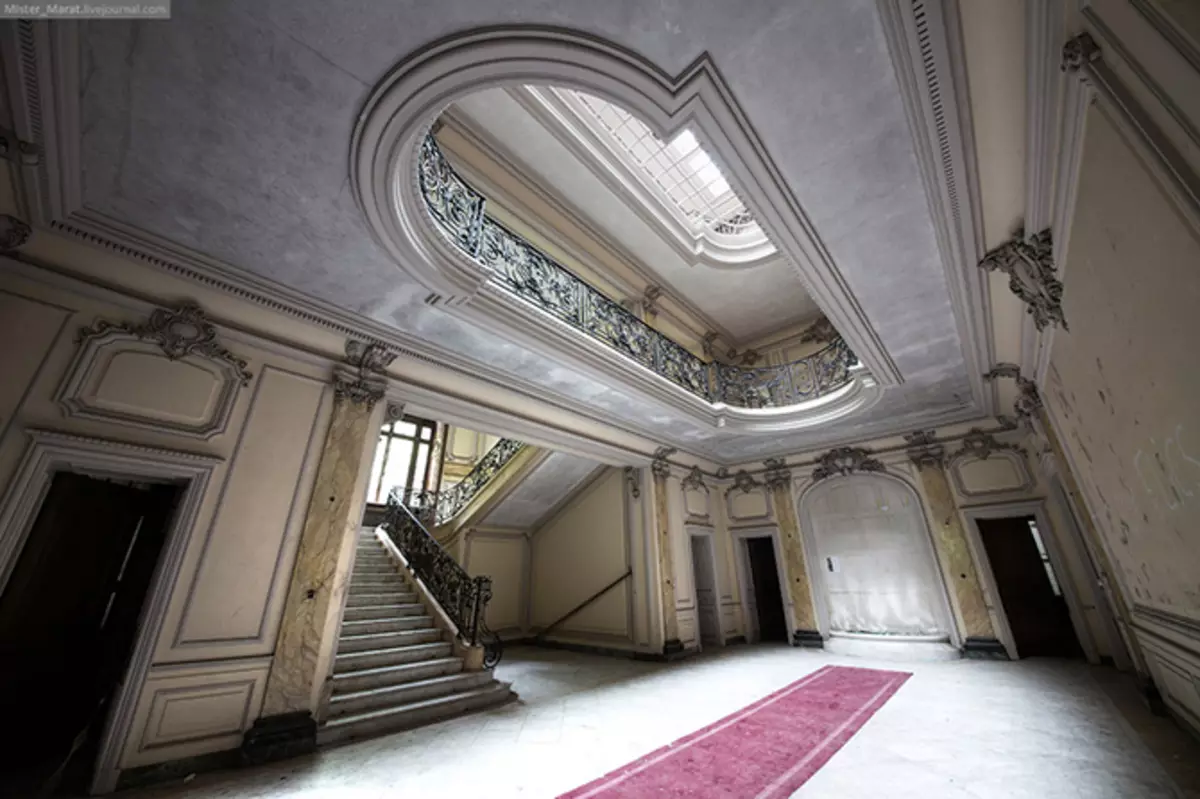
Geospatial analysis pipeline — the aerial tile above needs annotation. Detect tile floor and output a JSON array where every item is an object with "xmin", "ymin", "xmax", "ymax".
[{"xmin": 120, "ymin": 644, "xmax": 1200, "ymax": 798}]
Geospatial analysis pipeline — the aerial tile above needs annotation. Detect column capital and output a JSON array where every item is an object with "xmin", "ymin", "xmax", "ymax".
[
  {"xmin": 763, "ymin": 457, "xmax": 791, "ymax": 489},
  {"xmin": 904, "ymin": 429, "xmax": 946, "ymax": 471},
  {"xmin": 623, "ymin": 466, "xmax": 642, "ymax": 499},
  {"xmin": 333, "ymin": 339, "xmax": 397, "ymax": 408},
  {"xmin": 1062, "ymin": 32, "xmax": 1101, "ymax": 73},
  {"xmin": 650, "ymin": 445, "xmax": 676, "ymax": 479}
]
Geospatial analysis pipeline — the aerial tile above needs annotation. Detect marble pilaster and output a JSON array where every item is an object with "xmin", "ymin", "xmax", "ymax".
[
  {"xmin": 764, "ymin": 460, "xmax": 822, "ymax": 646},
  {"xmin": 651, "ymin": 447, "xmax": 683, "ymax": 655},
  {"xmin": 245, "ymin": 341, "xmax": 392, "ymax": 762},
  {"xmin": 905, "ymin": 433, "xmax": 999, "ymax": 652}
]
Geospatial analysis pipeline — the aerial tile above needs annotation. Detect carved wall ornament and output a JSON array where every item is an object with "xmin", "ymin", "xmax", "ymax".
[
  {"xmin": 333, "ymin": 339, "xmax": 396, "ymax": 408},
  {"xmin": 624, "ymin": 466, "xmax": 642, "ymax": 499},
  {"xmin": 983, "ymin": 362, "xmax": 1044, "ymax": 424},
  {"xmin": 651, "ymin": 446, "xmax": 677, "ymax": 479},
  {"xmin": 715, "ymin": 466, "xmax": 730, "ymax": 479},
  {"xmin": 799, "ymin": 316, "xmax": 838, "ymax": 346},
  {"xmin": 1061, "ymin": 32, "xmax": 1101, "ymax": 73},
  {"xmin": 763, "ymin": 457, "xmax": 791, "ymax": 489},
  {"xmin": 77, "ymin": 301, "xmax": 253, "ymax": 385},
  {"xmin": 384, "ymin": 401, "xmax": 406, "ymax": 423},
  {"xmin": 949, "ymin": 428, "xmax": 1025, "ymax": 462},
  {"xmin": 904, "ymin": 429, "xmax": 946, "ymax": 471},
  {"xmin": 978, "ymin": 228, "xmax": 1066, "ymax": 331},
  {"xmin": 0, "ymin": 213, "xmax": 32, "ymax": 252},
  {"xmin": 811, "ymin": 446, "xmax": 886, "ymax": 482},
  {"xmin": 701, "ymin": 331, "xmax": 719, "ymax": 359},
  {"xmin": 642, "ymin": 285, "xmax": 663, "ymax": 319},
  {"xmin": 681, "ymin": 465, "xmax": 707, "ymax": 491},
  {"xmin": 732, "ymin": 470, "xmax": 761, "ymax": 494}
]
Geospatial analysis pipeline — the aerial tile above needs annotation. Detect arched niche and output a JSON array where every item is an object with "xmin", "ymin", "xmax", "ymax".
[{"xmin": 798, "ymin": 472, "xmax": 959, "ymax": 659}]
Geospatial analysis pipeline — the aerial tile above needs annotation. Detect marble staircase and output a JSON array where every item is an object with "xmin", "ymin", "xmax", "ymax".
[{"xmin": 318, "ymin": 531, "xmax": 514, "ymax": 745}]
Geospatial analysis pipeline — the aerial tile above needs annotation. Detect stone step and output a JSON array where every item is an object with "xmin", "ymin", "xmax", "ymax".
[
  {"xmin": 327, "ymin": 671, "xmax": 495, "ymax": 719},
  {"xmin": 349, "ymin": 577, "xmax": 408, "ymax": 592},
  {"xmin": 345, "ymin": 591, "xmax": 418, "ymax": 608},
  {"xmin": 318, "ymin": 683, "xmax": 515, "ymax": 746},
  {"xmin": 340, "ymin": 615, "xmax": 435, "ymax": 635},
  {"xmin": 337, "ymin": 627, "xmax": 443, "ymax": 654},
  {"xmin": 352, "ymin": 563, "xmax": 398, "ymax": 574},
  {"xmin": 342, "ymin": 603, "xmax": 425, "ymax": 622},
  {"xmin": 329, "ymin": 657, "xmax": 464, "ymax": 693},
  {"xmin": 334, "ymin": 641, "xmax": 452, "ymax": 673}
]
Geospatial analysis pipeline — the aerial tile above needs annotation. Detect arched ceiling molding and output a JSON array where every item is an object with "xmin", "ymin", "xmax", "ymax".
[{"xmin": 350, "ymin": 26, "xmax": 902, "ymax": 390}]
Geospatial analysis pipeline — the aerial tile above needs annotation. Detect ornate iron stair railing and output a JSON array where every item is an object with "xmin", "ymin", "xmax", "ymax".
[
  {"xmin": 419, "ymin": 134, "xmax": 861, "ymax": 408},
  {"xmin": 382, "ymin": 491, "xmax": 502, "ymax": 668}
]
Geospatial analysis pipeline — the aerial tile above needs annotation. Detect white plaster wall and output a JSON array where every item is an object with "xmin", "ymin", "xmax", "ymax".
[
  {"xmin": 1046, "ymin": 100, "xmax": 1200, "ymax": 712},
  {"xmin": 463, "ymin": 531, "xmax": 528, "ymax": 635},
  {"xmin": 529, "ymin": 468, "xmax": 632, "ymax": 642},
  {"xmin": 0, "ymin": 261, "xmax": 336, "ymax": 772}
]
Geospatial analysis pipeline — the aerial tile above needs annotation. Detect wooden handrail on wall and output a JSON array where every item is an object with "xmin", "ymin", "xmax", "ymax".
[{"xmin": 537, "ymin": 568, "xmax": 633, "ymax": 640}]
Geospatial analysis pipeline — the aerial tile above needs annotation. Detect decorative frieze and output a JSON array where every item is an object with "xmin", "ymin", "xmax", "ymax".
[
  {"xmin": 978, "ymin": 228, "xmax": 1067, "ymax": 331},
  {"xmin": 949, "ymin": 428, "xmax": 1025, "ymax": 461},
  {"xmin": 681, "ymin": 465, "xmax": 707, "ymax": 491},
  {"xmin": 78, "ymin": 301, "xmax": 253, "ymax": 385},
  {"xmin": 0, "ymin": 213, "xmax": 31, "ymax": 252},
  {"xmin": 333, "ymin": 340, "xmax": 396, "ymax": 408},
  {"xmin": 811, "ymin": 446, "xmax": 885, "ymax": 482},
  {"xmin": 731, "ymin": 470, "xmax": 761, "ymax": 494},
  {"xmin": 650, "ymin": 446, "xmax": 676, "ymax": 479},
  {"xmin": 904, "ymin": 430, "xmax": 946, "ymax": 471}
]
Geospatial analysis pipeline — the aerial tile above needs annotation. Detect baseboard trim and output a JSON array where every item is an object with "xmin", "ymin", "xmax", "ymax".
[
  {"xmin": 962, "ymin": 636, "xmax": 1009, "ymax": 659},
  {"xmin": 791, "ymin": 629, "xmax": 824, "ymax": 649},
  {"xmin": 240, "ymin": 711, "xmax": 317, "ymax": 765}
]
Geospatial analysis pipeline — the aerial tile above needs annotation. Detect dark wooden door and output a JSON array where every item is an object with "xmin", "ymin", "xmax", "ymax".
[
  {"xmin": 977, "ymin": 516, "xmax": 1082, "ymax": 659},
  {"xmin": 747, "ymin": 537, "xmax": 787, "ymax": 642},
  {"xmin": 0, "ymin": 472, "xmax": 177, "ymax": 794}
]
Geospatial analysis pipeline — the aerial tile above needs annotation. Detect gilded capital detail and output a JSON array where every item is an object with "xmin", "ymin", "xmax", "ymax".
[
  {"xmin": 650, "ymin": 446, "xmax": 676, "ymax": 479},
  {"xmin": 978, "ymin": 228, "xmax": 1066, "ymax": 331},
  {"xmin": 333, "ymin": 339, "xmax": 396, "ymax": 408},
  {"xmin": 763, "ymin": 457, "xmax": 791, "ymax": 489},
  {"xmin": 811, "ymin": 446, "xmax": 885, "ymax": 482},
  {"xmin": 904, "ymin": 430, "xmax": 945, "ymax": 471}
]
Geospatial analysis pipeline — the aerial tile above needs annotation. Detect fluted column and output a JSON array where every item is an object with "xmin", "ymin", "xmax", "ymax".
[
  {"xmin": 245, "ymin": 341, "xmax": 394, "ymax": 761},
  {"xmin": 904, "ymin": 432, "xmax": 1002, "ymax": 656},
  {"xmin": 763, "ymin": 459, "xmax": 822, "ymax": 647},
  {"xmin": 651, "ymin": 447, "xmax": 683, "ymax": 656}
]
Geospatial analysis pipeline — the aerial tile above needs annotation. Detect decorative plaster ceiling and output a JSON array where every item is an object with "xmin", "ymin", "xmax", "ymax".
[
  {"xmin": 446, "ymin": 86, "xmax": 818, "ymax": 345},
  {"xmin": 12, "ymin": 0, "xmax": 990, "ymax": 462}
]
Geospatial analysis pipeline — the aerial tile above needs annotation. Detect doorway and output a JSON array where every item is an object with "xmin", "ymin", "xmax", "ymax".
[
  {"xmin": 0, "ymin": 472, "xmax": 180, "ymax": 796},
  {"xmin": 976, "ymin": 515, "xmax": 1083, "ymax": 659},
  {"xmin": 744, "ymin": 536, "xmax": 787, "ymax": 643},
  {"xmin": 689, "ymin": 534, "xmax": 721, "ymax": 649}
]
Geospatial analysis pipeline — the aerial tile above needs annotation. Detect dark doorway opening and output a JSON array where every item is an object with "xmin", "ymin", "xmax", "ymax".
[
  {"xmin": 977, "ymin": 515, "xmax": 1082, "ymax": 659},
  {"xmin": 745, "ymin": 537, "xmax": 788, "ymax": 643},
  {"xmin": 0, "ymin": 472, "xmax": 180, "ymax": 797}
]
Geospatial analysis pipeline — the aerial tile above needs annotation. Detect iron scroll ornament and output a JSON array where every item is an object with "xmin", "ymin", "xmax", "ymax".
[
  {"xmin": 418, "ymin": 135, "xmax": 861, "ymax": 409},
  {"xmin": 382, "ymin": 492, "xmax": 502, "ymax": 669}
]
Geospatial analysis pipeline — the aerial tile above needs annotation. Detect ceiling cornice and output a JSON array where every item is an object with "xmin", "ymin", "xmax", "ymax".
[{"xmin": 875, "ymin": 0, "xmax": 995, "ymax": 417}]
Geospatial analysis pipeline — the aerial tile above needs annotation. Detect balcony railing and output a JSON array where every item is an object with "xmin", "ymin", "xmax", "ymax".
[{"xmin": 418, "ymin": 135, "xmax": 861, "ymax": 409}]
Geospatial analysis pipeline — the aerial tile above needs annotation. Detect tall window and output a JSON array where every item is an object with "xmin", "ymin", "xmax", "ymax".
[{"xmin": 367, "ymin": 416, "xmax": 437, "ymax": 504}]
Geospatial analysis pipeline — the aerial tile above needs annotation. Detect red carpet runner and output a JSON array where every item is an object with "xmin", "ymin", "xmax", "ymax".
[{"xmin": 559, "ymin": 665, "xmax": 910, "ymax": 798}]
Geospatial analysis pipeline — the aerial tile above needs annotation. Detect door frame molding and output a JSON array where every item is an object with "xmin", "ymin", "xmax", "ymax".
[
  {"xmin": 0, "ymin": 428, "xmax": 222, "ymax": 794},
  {"xmin": 730, "ymin": 527, "xmax": 791, "ymax": 644},
  {"xmin": 685, "ymin": 526, "xmax": 724, "ymax": 650},
  {"xmin": 960, "ymin": 500, "xmax": 1100, "ymax": 663}
]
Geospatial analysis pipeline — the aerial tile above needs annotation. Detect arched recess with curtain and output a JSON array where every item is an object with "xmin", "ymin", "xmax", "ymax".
[{"xmin": 798, "ymin": 473, "xmax": 958, "ymax": 652}]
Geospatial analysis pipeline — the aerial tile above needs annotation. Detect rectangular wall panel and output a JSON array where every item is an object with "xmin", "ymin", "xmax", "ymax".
[{"xmin": 170, "ymin": 367, "xmax": 327, "ymax": 657}]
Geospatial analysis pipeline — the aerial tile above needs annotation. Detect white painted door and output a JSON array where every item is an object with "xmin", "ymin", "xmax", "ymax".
[{"xmin": 691, "ymin": 536, "xmax": 721, "ymax": 646}]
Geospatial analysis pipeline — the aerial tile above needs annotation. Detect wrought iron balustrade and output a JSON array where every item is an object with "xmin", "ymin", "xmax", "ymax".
[
  {"xmin": 382, "ymin": 492, "xmax": 501, "ymax": 668},
  {"xmin": 419, "ymin": 134, "xmax": 861, "ymax": 409}
]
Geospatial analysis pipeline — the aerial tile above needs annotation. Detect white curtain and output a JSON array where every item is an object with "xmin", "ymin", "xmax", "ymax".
[{"xmin": 806, "ymin": 477, "xmax": 948, "ymax": 636}]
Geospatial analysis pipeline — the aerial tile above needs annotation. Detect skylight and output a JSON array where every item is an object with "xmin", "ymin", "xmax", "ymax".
[{"xmin": 569, "ymin": 91, "xmax": 759, "ymax": 238}]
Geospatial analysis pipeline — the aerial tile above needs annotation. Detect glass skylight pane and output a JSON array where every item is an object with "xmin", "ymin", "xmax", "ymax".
[{"xmin": 568, "ymin": 90, "xmax": 758, "ymax": 238}]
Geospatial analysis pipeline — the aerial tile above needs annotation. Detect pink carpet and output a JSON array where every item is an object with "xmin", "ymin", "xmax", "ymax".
[{"xmin": 558, "ymin": 664, "xmax": 910, "ymax": 799}]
